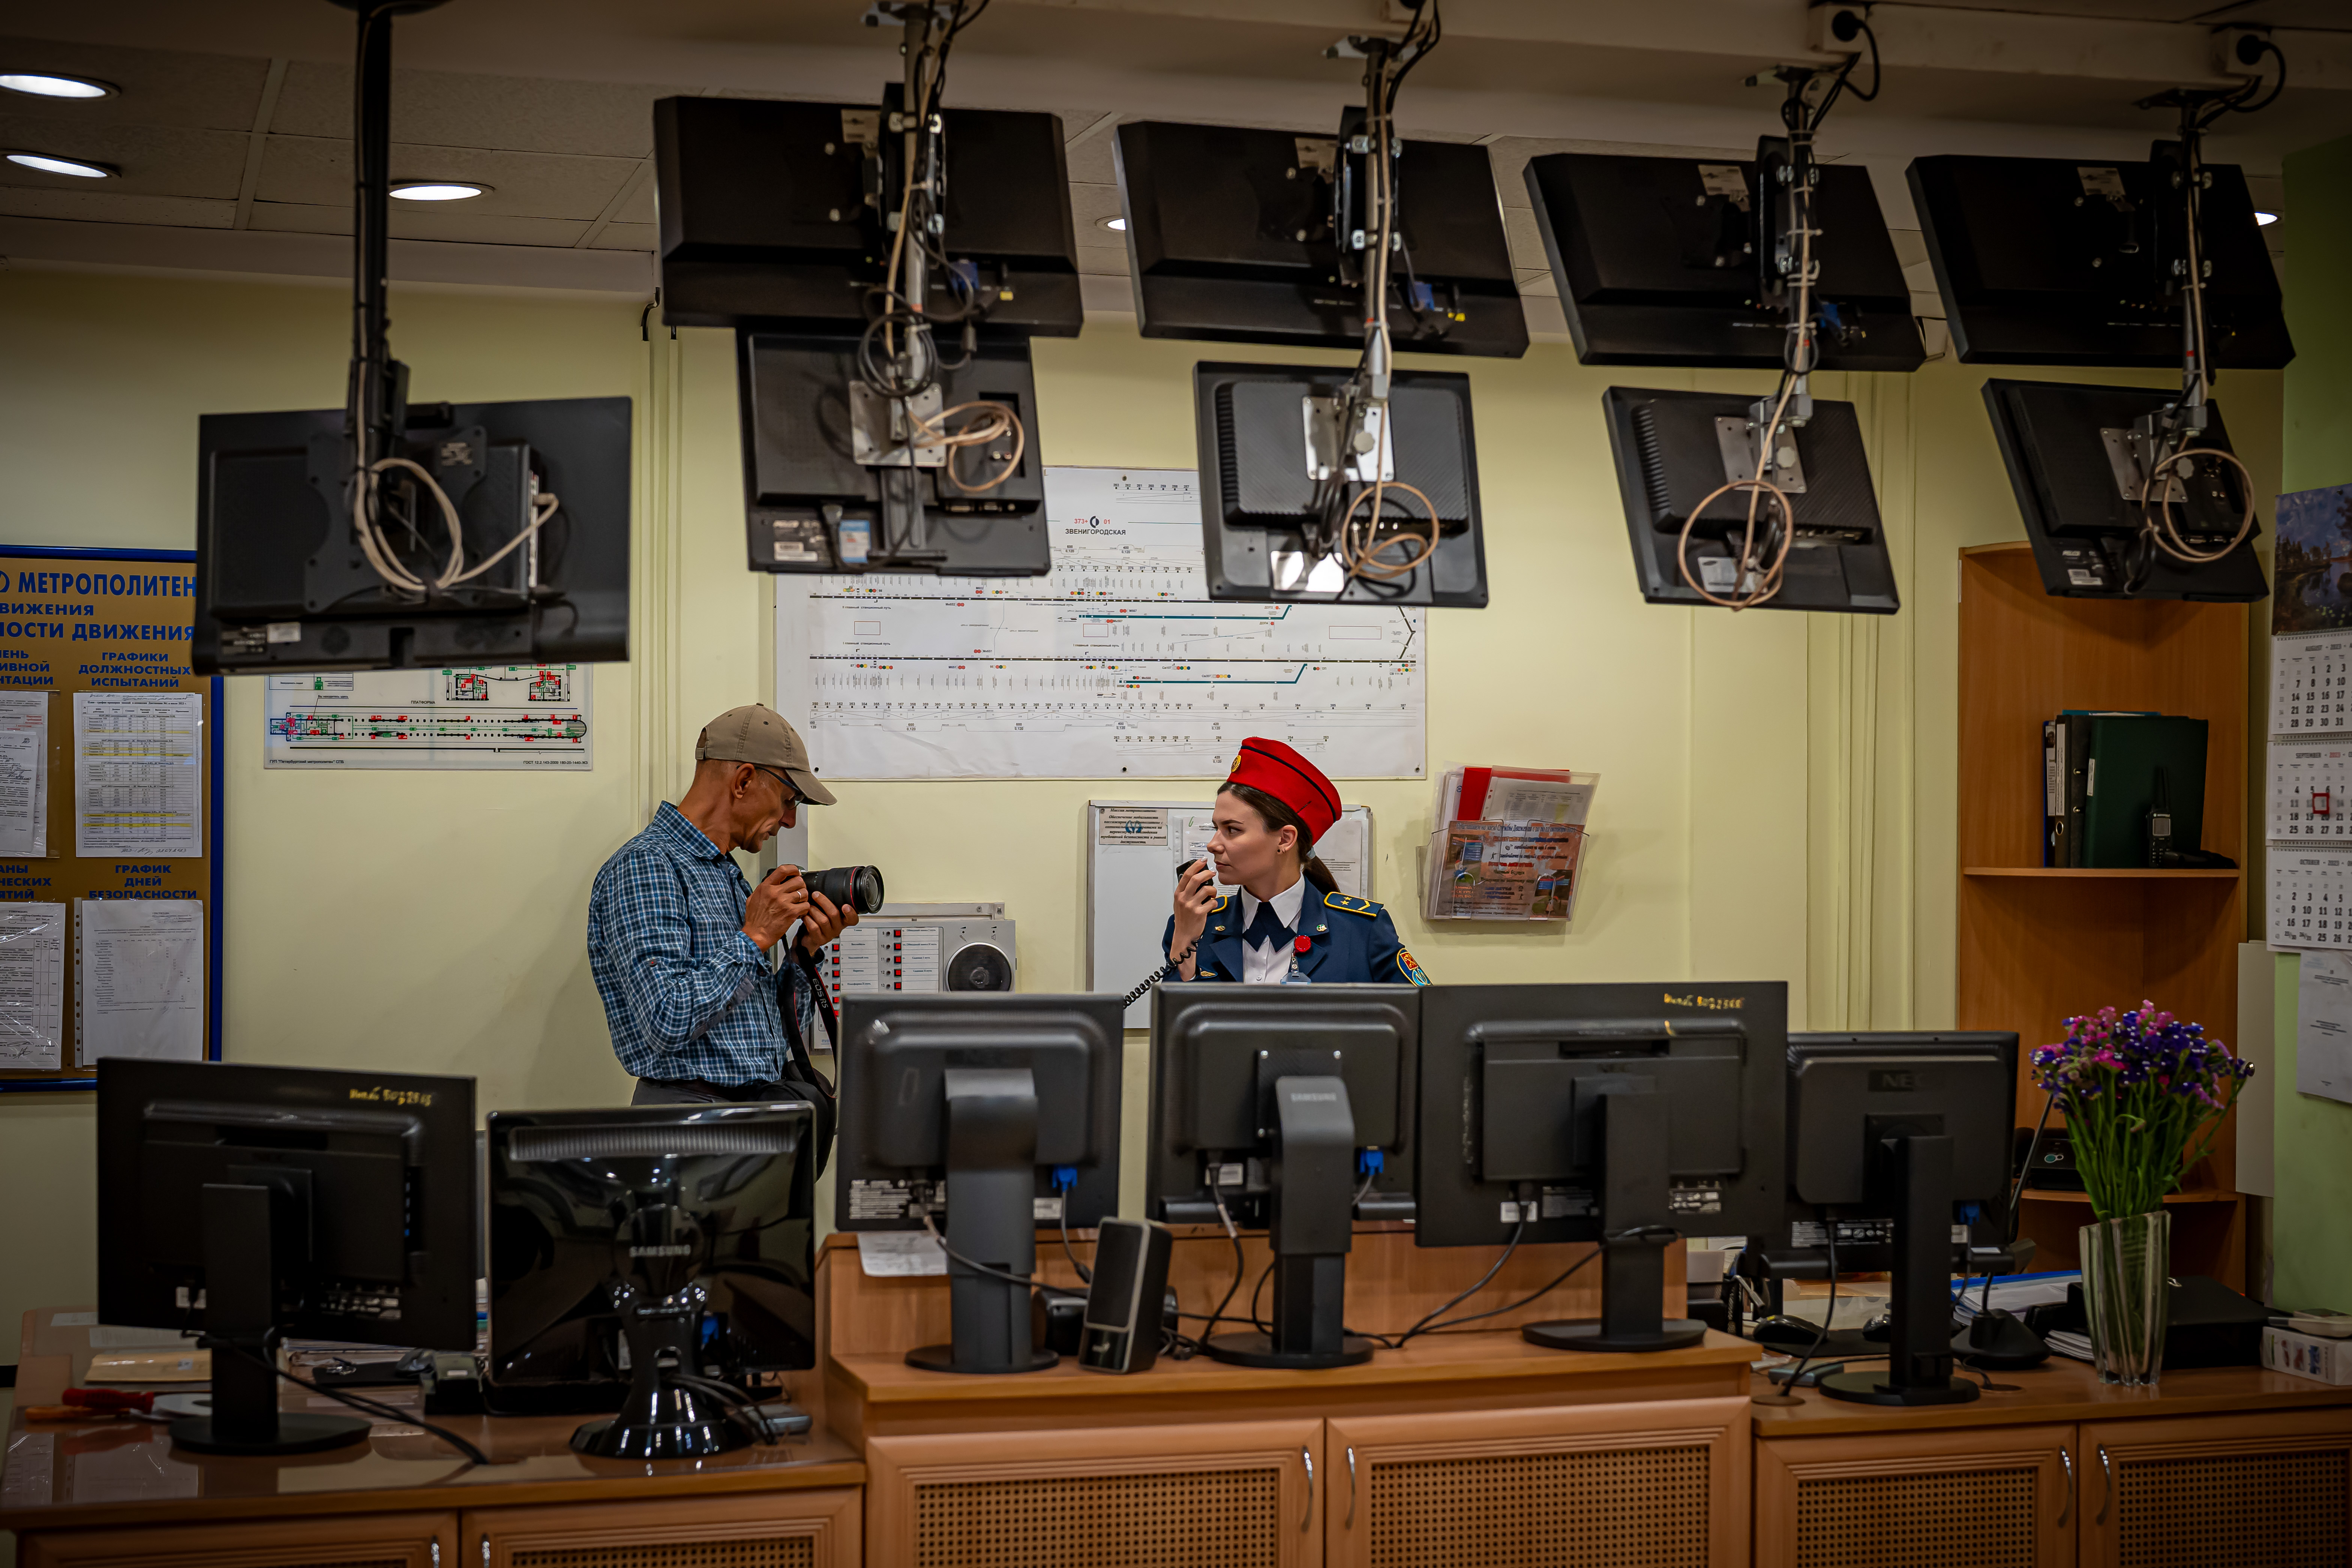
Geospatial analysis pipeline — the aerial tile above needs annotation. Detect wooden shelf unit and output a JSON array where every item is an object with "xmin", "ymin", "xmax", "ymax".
[{"xmin": 1955, "ymin": 543, "xmax": 2249, "ymax": 1290}]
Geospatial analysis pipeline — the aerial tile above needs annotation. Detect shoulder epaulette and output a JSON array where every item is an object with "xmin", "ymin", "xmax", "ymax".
[
  {"xmin": 1210, "ymin": 894, "xmax": 1232, "ymax": 914},
  {"xmin": 1323, "ymin": 891, "xmax": 1382, "ymax": 917}
]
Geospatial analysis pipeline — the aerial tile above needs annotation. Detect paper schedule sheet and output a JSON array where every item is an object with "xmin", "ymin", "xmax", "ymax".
[
  {"xmin": 0, "ymin": 693, "xmax": 50, "ymax": 857},
  {"xmin": 0, "ymin": 902, "xmax": 66, "ymax": 1070},
  {"xmin": 74, "ymin": 692, "xmax": 202, "ymax": 858},
  {"xmin": 76, "ymin": 899, "xmax": 204, "ymax": 1065}
]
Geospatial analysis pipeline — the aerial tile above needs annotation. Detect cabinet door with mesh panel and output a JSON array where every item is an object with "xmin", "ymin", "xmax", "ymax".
[
  {"xmin": 865, "ymin": 1417, "xmax": 1324, "ymax": 1568},
  {"xmin": 1323, "ymin": 1397, "xmax": 1749, "ymax": 1568},
  {"xmin": 2078, "ymin": 1408, "xmax": 2352, "ymax": 1568},
  {"xmin": 465, "ymin": 1489, "xmax": 862, "ymax": 1568},
  {"xmin": 20, "ymin": 1511, "xmax": 458, "ymax": 1568},
  {"xmin": 1755, "ymin": 1423, "xmax": 2076, "ymax": 1568}
]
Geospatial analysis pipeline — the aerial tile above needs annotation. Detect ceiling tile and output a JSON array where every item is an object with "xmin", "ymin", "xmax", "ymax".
[
  {"xmin": 250, "ymin": 200, "xmax": 594, "ymax": 249},
  {"xmin": 0, "ymin": 114, "xmax": 247, "ymax": 197},
  {"xmin": 590, "ymin": 220, "xmax": 655, "ymax": 251},
  {"xmin": 256, "ymin": 135, "xmax": 641, "ymax": 221},
  {"xmin": 0, "ymin": 35, "xmax": 268, "ymax": 132},
  {"xmin": 270, "ymin": 62, "xmax": 684, "ymax": 159},
  {"xmin": 1888, "ymin": 228, "xmax": 1929, "ymax": 268},
  {"xmin": 0, "ymin": 187, "xmax": 233, "ymax": 227}
]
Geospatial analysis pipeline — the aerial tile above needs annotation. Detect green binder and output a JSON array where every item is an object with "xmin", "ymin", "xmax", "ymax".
[{"xmin": 2080, "ymin": 715, "xmax": 2208, "ymax": 868}]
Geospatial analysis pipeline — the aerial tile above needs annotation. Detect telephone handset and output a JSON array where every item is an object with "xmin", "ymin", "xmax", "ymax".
[{"xmin": 1123, "ymin": 858, "xmax": 1213, "ymax": 1007}]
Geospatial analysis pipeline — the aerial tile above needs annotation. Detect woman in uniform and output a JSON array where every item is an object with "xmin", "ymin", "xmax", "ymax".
[{"xmin": 1162, "ymin": 737, "xmax": 1429, "ymax": 987}]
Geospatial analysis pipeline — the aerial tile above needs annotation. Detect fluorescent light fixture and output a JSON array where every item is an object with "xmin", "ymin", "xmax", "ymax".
[
  {"xmin": 1100, "ymin": 215, "xmax": 1127, "ymax": 231},
  {"xmin": 2256, "ymin": 210, "xmax": 2279, "ymax": 227},
  {"xmin": 0, "ymin": 72, "xmax": 115, "ymax": 99},
  {"xmin": 6, "ymin": 151, "xmax": 114, "ymax": 178},
  {"xmin": 391, "ymin": 180, "xmax": 488, "ymax": 201}
]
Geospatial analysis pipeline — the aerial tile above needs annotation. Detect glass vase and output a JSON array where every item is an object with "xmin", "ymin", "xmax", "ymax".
[{"xmin": 2080, "ymin": 1210, "xmax": 2170, "ymax": 1386}]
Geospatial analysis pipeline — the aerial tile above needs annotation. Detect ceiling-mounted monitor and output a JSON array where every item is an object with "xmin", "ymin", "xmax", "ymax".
[
  {"xmin": 1524, "ymin": 152, "xmax": 1923, "ymax": 372},
  {"xmin": 1907, "ymin": 150, "xmax": 2289, "ymax": 368},
  {"xmin": 1113, "ymin": 120, "xmax": 1527, "ymax": 359}
]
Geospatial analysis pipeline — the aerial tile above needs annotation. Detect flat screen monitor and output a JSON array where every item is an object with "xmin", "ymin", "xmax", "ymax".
[
  {"xmin": 1113, "ymin": 120, "xmax": 1526, "ymax": 358},
  {"xmin": 1194, "ymin": 362, "xmax": 1488, "ymax": 607},
  {"xmin": 1524, "ymin": 152, "xmax": 1923, "ymax": 371},
  {"xmin": 1600, "ymin": 386, "xmax": 1899, "ymax": 614},
  {"xmin": 738, "ymin": 333, "xmax": 1049, "ymax": 576},
  {"xmin": 484, "ymin": 1101, "xmax": 818, "ymax": 1402},
  {"xmin": 194, "ymin": 396, "xmax": 630, "ymax": 674},
  {"xmin": 1982, "ymin": 378, "xmax": 2266, "ymax": 603},
  {"xmin": 1907, "ymin": 150, "xmax": 2289, "ymax": 368},
  {"xmin": 653, "ymin": 97, "xmax": 1082, "ymax": 338}
]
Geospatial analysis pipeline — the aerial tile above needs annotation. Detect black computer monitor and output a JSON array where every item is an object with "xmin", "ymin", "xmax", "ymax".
[
  {"xmin": 1415, "ymin": 983, "xmax": 1786, "ymax": 1353},
  {"xmin": 96, "ymin": 1058, "xmax": 477, "ymax": 1456},
  {"xmin": 1113, "ymin": 121, "xmax": 1526, "ymax": 359},
  {"xmin": 1600, "ymin": 387, "xmax": 1899, "ymax": 615},
  {"xmin": 833, "ymin": 993, "xmax": 1124, "ymax": 1375},
  {"xmin": 483, "ymin": 1100, "xmax": 817, "ymax": 1459},
  {"xmin": 1982, "ymin": 378, "xmax": 2266, "ymax": 603},
  {"xmin": 1193, "ymin": 362, "xmax": 1488, "ymax": 607},
  {"xmin": 1780, "ymin": 1030, "xmax": 2018, "ymax": 1408},
  {"xmin": 1907, "ymin": 150, "xmax": 2289, "ymax": 369},
  {"xmin": 1524, "ymin": 152, "xmax": 1922, "ymax": 371},
  {"xmin": 1146, "ymin": 984, "xmax": 1419, "ymax": 1370},
  {"xmin": 193, "ymin": 396, "xmax": 631, "ymax": 674}
]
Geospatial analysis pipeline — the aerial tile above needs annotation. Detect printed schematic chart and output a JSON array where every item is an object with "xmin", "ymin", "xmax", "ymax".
[
  {"xmin": 262, "ymin": 665, "xmax": 592, "ymax": 771},
  {"xmin": 775, "ymin": 468, "xmax": 1426, "ymax": 779}
]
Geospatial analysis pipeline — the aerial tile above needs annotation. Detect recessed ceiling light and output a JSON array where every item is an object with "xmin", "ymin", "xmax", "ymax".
[
  {"xmin": 6, "ymin": 151, "xmax": 114, "ymax": 178},
  {"xmin": 391, "ymin": 181, "xmax": 488, "ymax": 202},
  {"xmin": 2256, "ymin": 210, "xmax": 2279, "ymax": 227},
  {"xmin": 0, "ymin": 73, "xmax": 115, "ymax": 99},
  {"xmin": 1101, "ymin": 215, "xmax": 1127, "ymax": 231}
]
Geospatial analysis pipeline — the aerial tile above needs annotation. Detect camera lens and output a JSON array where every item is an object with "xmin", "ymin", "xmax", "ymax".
[{"xmin": 806, "ymin": 864, "xmax": 885, "ymax": 914}]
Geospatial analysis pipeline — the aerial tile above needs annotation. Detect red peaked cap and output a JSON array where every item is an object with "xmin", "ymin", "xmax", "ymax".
[{"xmin": 1224, "ymin": 737, "xmax": 1341, "ymax": 844}]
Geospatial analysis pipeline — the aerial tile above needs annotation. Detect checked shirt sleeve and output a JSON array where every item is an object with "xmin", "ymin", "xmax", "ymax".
[{"xmin": 596, "ymin": 852, "xmax": 770, "ymax": 1059}]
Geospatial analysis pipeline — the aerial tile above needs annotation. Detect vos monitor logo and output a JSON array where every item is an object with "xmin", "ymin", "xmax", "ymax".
[{"xmin": 1869, "ymin": 1069, "xmax": 1919, "ymax": 1093}]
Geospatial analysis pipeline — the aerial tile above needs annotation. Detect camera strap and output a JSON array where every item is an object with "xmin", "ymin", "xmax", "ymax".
[{"xmin": 774, "ymin": 951, "xmax": 837, "ymax": 1175}]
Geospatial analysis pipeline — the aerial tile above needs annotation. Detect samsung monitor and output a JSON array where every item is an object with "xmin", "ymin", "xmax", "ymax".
[
  {"xmin": 1600, "ymin": 386, "xmax": 1899, "ymax": 615},
  {"xmin": 1416, "ymin": 983, "xmax": 1785, "ymax": 1353},
  {"xmin": 1780, "ymin": 1030, "xmax": 2018, "ymax": 1407},
  {"xmin": 1982, "ymin": 378, "xmax": 2266, "ymax": 603},
  {"xmin": 97, "ymin": 1058, "xmax": 477, "ymax": 1455},
  {"xmin": 1146, "ymin": 983, "xmax": 1420, "ymax": 1369},
  {"xmin": 1113, "ymin": 120, "xmax": 1525, "ymax": 359},
  {"xmin": 1907, "ymin": 150, "xmax": 2288, "ymax": 369},
  {"xmin": 484, "ymin": 1100, "xmax": 817, "ymax": 1458},
  {"xmin": 193, "ymin": 396, "xmax": 631, "ymax": 674},
  {"xmin": 833, "ymin": 993, "xmax": 1125, "ymax": 1375},
  {"xmin": 1194, "ymin": 362, "xmax": 1487, "ymax": 607},
  {"xmin": 1524, "ymin": 152, "xmax": 1922, "ymax": 371}
]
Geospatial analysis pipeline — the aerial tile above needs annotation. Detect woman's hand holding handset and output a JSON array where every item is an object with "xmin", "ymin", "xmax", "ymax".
[{"xmin": 1170, "ymin": 857, "xmax": 1218, "ymax": 979}]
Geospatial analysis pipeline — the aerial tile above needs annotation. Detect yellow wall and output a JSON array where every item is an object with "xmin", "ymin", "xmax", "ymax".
[{"xmin": 0, "ymin": 267, "xmax": 2283, "ymax": 1339}]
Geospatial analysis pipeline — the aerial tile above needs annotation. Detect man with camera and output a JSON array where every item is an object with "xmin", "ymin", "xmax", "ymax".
[{"xmin": 588, "ymin": 704, "xmax": 857, "ymax": 1109}]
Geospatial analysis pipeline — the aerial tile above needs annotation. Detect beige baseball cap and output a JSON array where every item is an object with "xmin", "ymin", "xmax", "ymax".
[{"xmin": 695, "ymin": 704, "xmax": 837, "ymax": 805}]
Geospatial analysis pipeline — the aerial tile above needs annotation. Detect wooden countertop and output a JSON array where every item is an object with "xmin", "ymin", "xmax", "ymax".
[{"xmin": 1, "ymin": 1308, "xmax": 862, "ymax": 1532}]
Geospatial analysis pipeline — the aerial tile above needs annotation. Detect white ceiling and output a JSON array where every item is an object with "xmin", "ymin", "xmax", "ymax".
[{"xmin": 0, "ymin": 1, "xmax": 2333, "ymax": 305}]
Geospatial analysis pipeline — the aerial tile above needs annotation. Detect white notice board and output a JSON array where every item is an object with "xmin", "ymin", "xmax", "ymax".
[{"xmin": 1087, "ymin": 799, "xmax": 1373, "ymax": 1028}]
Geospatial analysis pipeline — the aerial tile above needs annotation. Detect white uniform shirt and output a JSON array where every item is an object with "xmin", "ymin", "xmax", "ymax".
[{"xmin": 1238, "ymin": 876, "xmax": 1310, "ymax": 985}]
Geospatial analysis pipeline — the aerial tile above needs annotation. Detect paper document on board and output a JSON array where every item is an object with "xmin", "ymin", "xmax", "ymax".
[
  {"xmin": 0, "ymin": 902, "xmax": 65, "ymax": 1070},
  {"xmin": 73, "ymin": 692, "xmax": 202, "ymax": 858},
  {"xmin": 76, "ymin": 899, "xmax": 204, "ymax": 1065},
  {"xmin": 2296, "ymin": 948, "xmax": 2352, "ymax": 1106},
  {"xmin": 0, "ymin": 693, "xmax": 49, "ymax": 857}
]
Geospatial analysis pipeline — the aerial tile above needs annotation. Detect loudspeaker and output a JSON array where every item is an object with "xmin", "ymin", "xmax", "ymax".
[{"xmin": 1080, "ymin": 1217, "xmax": 1173, "ymax": 1374}]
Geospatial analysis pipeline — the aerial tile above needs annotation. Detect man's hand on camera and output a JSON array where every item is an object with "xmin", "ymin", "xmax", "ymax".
[
  {"xmin": 799, "ymin": 888, "xmax": 858, "ymax": 954},
  {"xmin": 743, "ymin": 866, "xmax": 811, "ymax": 953}
]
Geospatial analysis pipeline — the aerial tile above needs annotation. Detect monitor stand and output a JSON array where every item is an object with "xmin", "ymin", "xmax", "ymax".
[
  {"xmin": 1206, "ymin": 1074, "xmax": 1376, "ymax": 1370},
  {"xmin": 175, "ymin": 1183, "xmax": 371, "ymax": 1456},
  {"xmin": 1524, "ymin": 1089, "xmax": 1707, "ymax": 1354},
  {"xmin": 1818, "ymin": 1132, "xmax": 1979, "ymax": 1407},
  {"xmin": 906, "ymin": 1067, "xmax": 1058, "ymax": 1375}
]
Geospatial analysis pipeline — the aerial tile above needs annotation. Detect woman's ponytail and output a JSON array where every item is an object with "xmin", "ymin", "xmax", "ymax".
[{"xmin": 1302, "ymin": 855, "xmax": 1340, "ymax": 895}]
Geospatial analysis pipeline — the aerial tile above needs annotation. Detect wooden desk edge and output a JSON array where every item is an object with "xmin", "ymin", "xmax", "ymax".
[{"xmin": 1746, "ymin": 1368, "xmax": 2352, "ymax": 1438}]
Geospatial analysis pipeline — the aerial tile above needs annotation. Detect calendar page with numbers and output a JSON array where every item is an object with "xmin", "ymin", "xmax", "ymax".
[
  {"xmin": 2270, "ymin": 745, "xmax": 2352, "ymax": 843},
  {"xmin": 2271, "ymin": 632, "xmax": 2352, "ymax": 736},
  {"xmin": 2271, "ymin": 852, "xmax": 2352, "ymax": 951}
]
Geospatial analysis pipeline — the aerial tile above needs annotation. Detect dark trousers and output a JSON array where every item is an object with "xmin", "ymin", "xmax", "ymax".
[{"xmin": 630, "ymin": 1075, "xmax": 788, "ymax": 1106}]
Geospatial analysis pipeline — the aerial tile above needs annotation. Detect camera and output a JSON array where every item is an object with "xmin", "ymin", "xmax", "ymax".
[{"xmin": 804, "ymin": 865, "xmax": 885, "ymax": 915}]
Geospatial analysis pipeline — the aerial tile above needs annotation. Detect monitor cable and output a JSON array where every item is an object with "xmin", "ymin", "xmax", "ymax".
[
  {"xmin": 1394, "ymin": 1213, "xmax": 1525, "ymax": 1347},
  {"xmin": 1778, "ymin": 1215, "xmax": 1840, "ymax": 1389},
  {"xmin": 214, "ymin": 1339, "xmax": 490, "ymax": 1467}
]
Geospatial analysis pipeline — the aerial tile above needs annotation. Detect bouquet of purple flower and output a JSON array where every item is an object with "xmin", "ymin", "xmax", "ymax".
[{"xmin": 2031, "ymin": 1001, "xmax": 2254, "ymax": 1220}]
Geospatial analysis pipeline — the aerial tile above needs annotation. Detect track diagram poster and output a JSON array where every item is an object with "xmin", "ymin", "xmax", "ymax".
[
  {"xmin": 262, "ymin": 665, "xmax": 592, "ymax": 771},
  {"xmin": 775, "ymin": 468, "xmax": 1426, "ymax": 780}
]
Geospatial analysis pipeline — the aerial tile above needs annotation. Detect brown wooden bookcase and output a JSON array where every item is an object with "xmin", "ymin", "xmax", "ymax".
[{"xmin": 1955, "ymin": 543, "xmax": 2248, "ymax": 1289}]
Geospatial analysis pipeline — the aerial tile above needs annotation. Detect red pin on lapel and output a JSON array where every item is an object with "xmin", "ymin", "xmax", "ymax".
[{"xmin": 1294, "ymin": 935, "xmax": 1312, "ymax": 954}]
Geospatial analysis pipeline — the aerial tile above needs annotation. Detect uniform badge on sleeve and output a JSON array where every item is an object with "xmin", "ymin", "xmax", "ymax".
[{"xmin": 1397, "ymin": 949, "xmax": 1431, "ymax": 986}]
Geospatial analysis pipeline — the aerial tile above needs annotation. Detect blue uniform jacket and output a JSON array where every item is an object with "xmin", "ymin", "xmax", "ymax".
[{"xmin": 1161, "ymin": 889, "xmax": 1430, "ymax": 987}]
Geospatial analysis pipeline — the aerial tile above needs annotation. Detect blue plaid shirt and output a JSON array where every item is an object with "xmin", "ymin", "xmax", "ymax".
[{"xmin": 587, "ymin": 802, "xmax": 817, "ymax": 1086}]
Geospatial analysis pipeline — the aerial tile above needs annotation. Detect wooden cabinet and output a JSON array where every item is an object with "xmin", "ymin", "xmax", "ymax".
[
  {"xmin": 1755, "ymin": 1424, "xmax": 2076, "ymax": 1568},
  {"xmin": 19, "ymin": 1511, "xmax": 458, "ymax": 1568},
  {"xmin": 2077, "ymin": 1408, "xmax": 2352, "ymax": 1568},
  {"xmin": 864, "ymin": 1417, "xmax": 1323, "ymax": 1568},
  {"xmin": 1324, "ymin": 1397, "xmax": 1749, "ymax": 1568},
  {"xmin": 463, "ymin": 1490, "xmax": 860, "ymax": 1568}
]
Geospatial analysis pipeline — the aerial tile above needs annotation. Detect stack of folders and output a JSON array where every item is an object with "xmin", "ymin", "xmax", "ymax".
[{"xmin": 2041, "ymin": 711, "xmax": 2209, "ymax": 867}]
